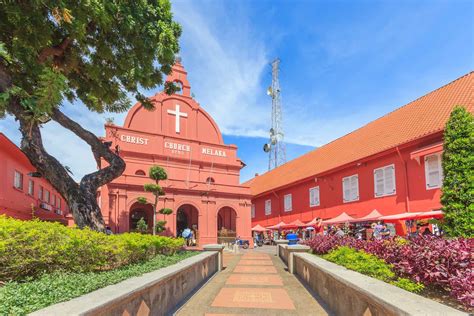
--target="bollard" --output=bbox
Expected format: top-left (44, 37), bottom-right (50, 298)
top-left (203, 244), bottom-right (225, 271)
top-left (274, 239), bottom-right (289, 256)
top-left (286, 245), bottom-right (311, 274)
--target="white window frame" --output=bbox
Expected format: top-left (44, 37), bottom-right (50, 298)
top-left (342, 174), bottom-right (359, 203)
top-left (57, 197), bottom-right (61, 209)
top-left (265, 199), bottom-right (271, 215)
top-left (44, 190), bottom-right (50, 203)
top-left (425, 153), bottom-right (443, 190)
top-left (251, 204), bottom-right (255, 218)
top-left (38, 186), bottom-right (43, 200)
top-left (28, 179), bottom-right (34, 196)
top-left (374, 164), bottom-right (396, 197)
top-left (309, 186), bottom-right (320, 207)
top-left (14, 170), bottom-right (23, 190)
top-left (284, 194), bottom-right (292, 212)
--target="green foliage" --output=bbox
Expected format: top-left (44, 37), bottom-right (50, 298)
top-left (137, 196), bottom-right (148, 204)
top-left (0, 251), bottom-right (197, 315)
top-left (323, 246), bottom-right (395, 281)
top-left (159, 208), bottom-right (173, 215)
top-left (156, 220), bottom-right (167, 233)
top-left (135, 217), bottom-right (148, 234)
top-left (441, 106), bottom-right (474, 237)
top-left (390, 277), bottom-right (425, 294)
top-left (143, 183), bottom-right (164, 195)
top-left (0, 216), bottom-right (185, 282)
top-left (322, 246), bottom-right (424, 293)
top-left (0, 1), bottom-right (181, 118)
top-left (149, 165), bottom-right (168, 181)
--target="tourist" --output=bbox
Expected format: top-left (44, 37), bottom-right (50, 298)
top-left (335, 225), bottom-right (345, 237)
top-left (374, 221), bottom-right (384, 240)
top-left (105, 226), bottom-right (113, 235)
top-left (422, 227), bottom-right (432, 236)
top-left (314, 217), bottom-right (323, 235)
top-left (379, 224), bottom-right (391, 239)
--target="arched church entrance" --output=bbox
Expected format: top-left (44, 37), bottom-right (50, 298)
top-left (129, 202), bottom-right (153, 233)
top-left (176, 204), bottom-right (199, 243)
top-left (217, 206), bottom-right (237, 244)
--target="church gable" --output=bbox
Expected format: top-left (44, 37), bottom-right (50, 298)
top-left (123, 61), bottom-right (223, 145)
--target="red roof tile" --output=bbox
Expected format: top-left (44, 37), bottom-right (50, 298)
top-left (246, 72), bottom-right (474, 196)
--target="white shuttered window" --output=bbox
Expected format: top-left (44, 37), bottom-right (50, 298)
top-left (265, 200), bottom-right (271, 215)
top-left (425, 154), bottom-right (443, 189)
top-left (374, 164), bottom-right (396, 197)
top-left (309, 187), bottom-right (320, 207)
top-left (284, 194), bottom-right (292, 212)
top-left (343, 174), bottom-right (359, 202)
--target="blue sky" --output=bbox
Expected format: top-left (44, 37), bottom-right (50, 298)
top-left (1, 0), bottom-right (473, 182)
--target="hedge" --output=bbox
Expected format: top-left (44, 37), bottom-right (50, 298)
top-left (305, 235), bottom-right (473, 308)
top-left (0, 216), bottom-right (185, 281)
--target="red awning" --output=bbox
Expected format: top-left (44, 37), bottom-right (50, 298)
top-left (410, 142), bottom-right (443, 161)
top-left (378, 210), bottom-right (443, 221)
top-left (351, 209), bottom-right (383, 223)
top-left (323, 212), bottom-right (355, 224)
top-left (282, 219), bottom-right (306, 229)
top-left (266, 221), bottom-right (287, 230)
top-left (252, 224), bottom-right (269, 232)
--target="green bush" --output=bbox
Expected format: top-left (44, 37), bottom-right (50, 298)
top-left (0, 252), bottom-right (197, 315)
top-left (322, 246), bottom-right (424, 293)
top-left (0, 216), bottom-right (185, 281)
top-left (441, 106), bottom-right (474, 237)
top-left (391, 277), bottom-right (425, 293)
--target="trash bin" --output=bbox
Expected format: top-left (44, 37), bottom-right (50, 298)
top-left (286, 233), bottom-right (298, 245)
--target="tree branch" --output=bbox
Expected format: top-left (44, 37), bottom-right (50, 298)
top-left (50, 108), bottom-right (126, 190)
top-left (37, 37), bottom-right (72, 64)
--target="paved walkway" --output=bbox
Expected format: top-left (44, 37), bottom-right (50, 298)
top-left (175, 246), bottom-right (331, 316)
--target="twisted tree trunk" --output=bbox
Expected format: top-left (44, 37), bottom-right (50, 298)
top-left (0, 64), bottom-right (125, 231)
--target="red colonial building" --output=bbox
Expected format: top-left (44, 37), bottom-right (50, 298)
top-left (247, 72), bottom-right (473, 234)
top-left (98, 60), bottom-right (252, 246)
top-left (0, 133), bottom-right (70, 223)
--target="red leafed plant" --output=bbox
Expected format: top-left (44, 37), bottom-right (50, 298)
top-left (304, 235), bottom-right (473, 308)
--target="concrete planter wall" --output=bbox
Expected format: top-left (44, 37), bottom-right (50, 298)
top-left (31, 251), bottom-right (219, 316)
top-left (292, 253), bottom-right (466, 316)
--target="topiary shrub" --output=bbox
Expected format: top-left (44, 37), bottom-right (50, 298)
top-left (441, 106), bottom-right (474, 237)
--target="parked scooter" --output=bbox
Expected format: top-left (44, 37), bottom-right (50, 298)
top-left (234, 237), bottom-right (250, 249)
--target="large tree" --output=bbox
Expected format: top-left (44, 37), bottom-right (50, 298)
top-left (441, 106), bottom-right (474, 237)
top-left (0, 2), bottom-right (181, 231)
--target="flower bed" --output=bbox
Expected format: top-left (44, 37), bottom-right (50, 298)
top-left (305, 235), bottom-right (473, 309)
top-left (322, 246), bottom-right (424, 293)
top-left (0, 216), bottom-right (185, 281)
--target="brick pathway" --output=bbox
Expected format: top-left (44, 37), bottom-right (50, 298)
top-left (175, 247), bottom-right (331, 315)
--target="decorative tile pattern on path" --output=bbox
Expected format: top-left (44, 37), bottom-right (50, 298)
top-left (233, 266), bottom-right (277, 274)
top-left (238, 259), bottom-right (273, 266)
top-left (226, 274), bottom-right (283, 286)
top-left (212, 288), bottom-right (295, 310)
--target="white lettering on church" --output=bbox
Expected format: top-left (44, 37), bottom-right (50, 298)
top-left (167, 104), bottom-right (188, 133)
top-left (164, 142), bottom-right (191, 152)
top-left (202, 147), bottom-right (227, 157)
top-left (120, 134), bottom-right (149, 145)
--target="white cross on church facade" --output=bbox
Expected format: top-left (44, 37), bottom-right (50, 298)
top-left (167, 104), bottom-right (188, 133)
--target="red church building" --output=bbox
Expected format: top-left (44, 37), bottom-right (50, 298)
top-left (247, 72), bottom-right (473, 234)
top-left (99, 60), bottom-right (252, 246)
top-left (0, 133), bottom-right (70, 223)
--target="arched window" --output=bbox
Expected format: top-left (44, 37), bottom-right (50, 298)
top-left (206, 177), bottom-right (215, 185)
top-left (135, 170), bottom-right (146, 176)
